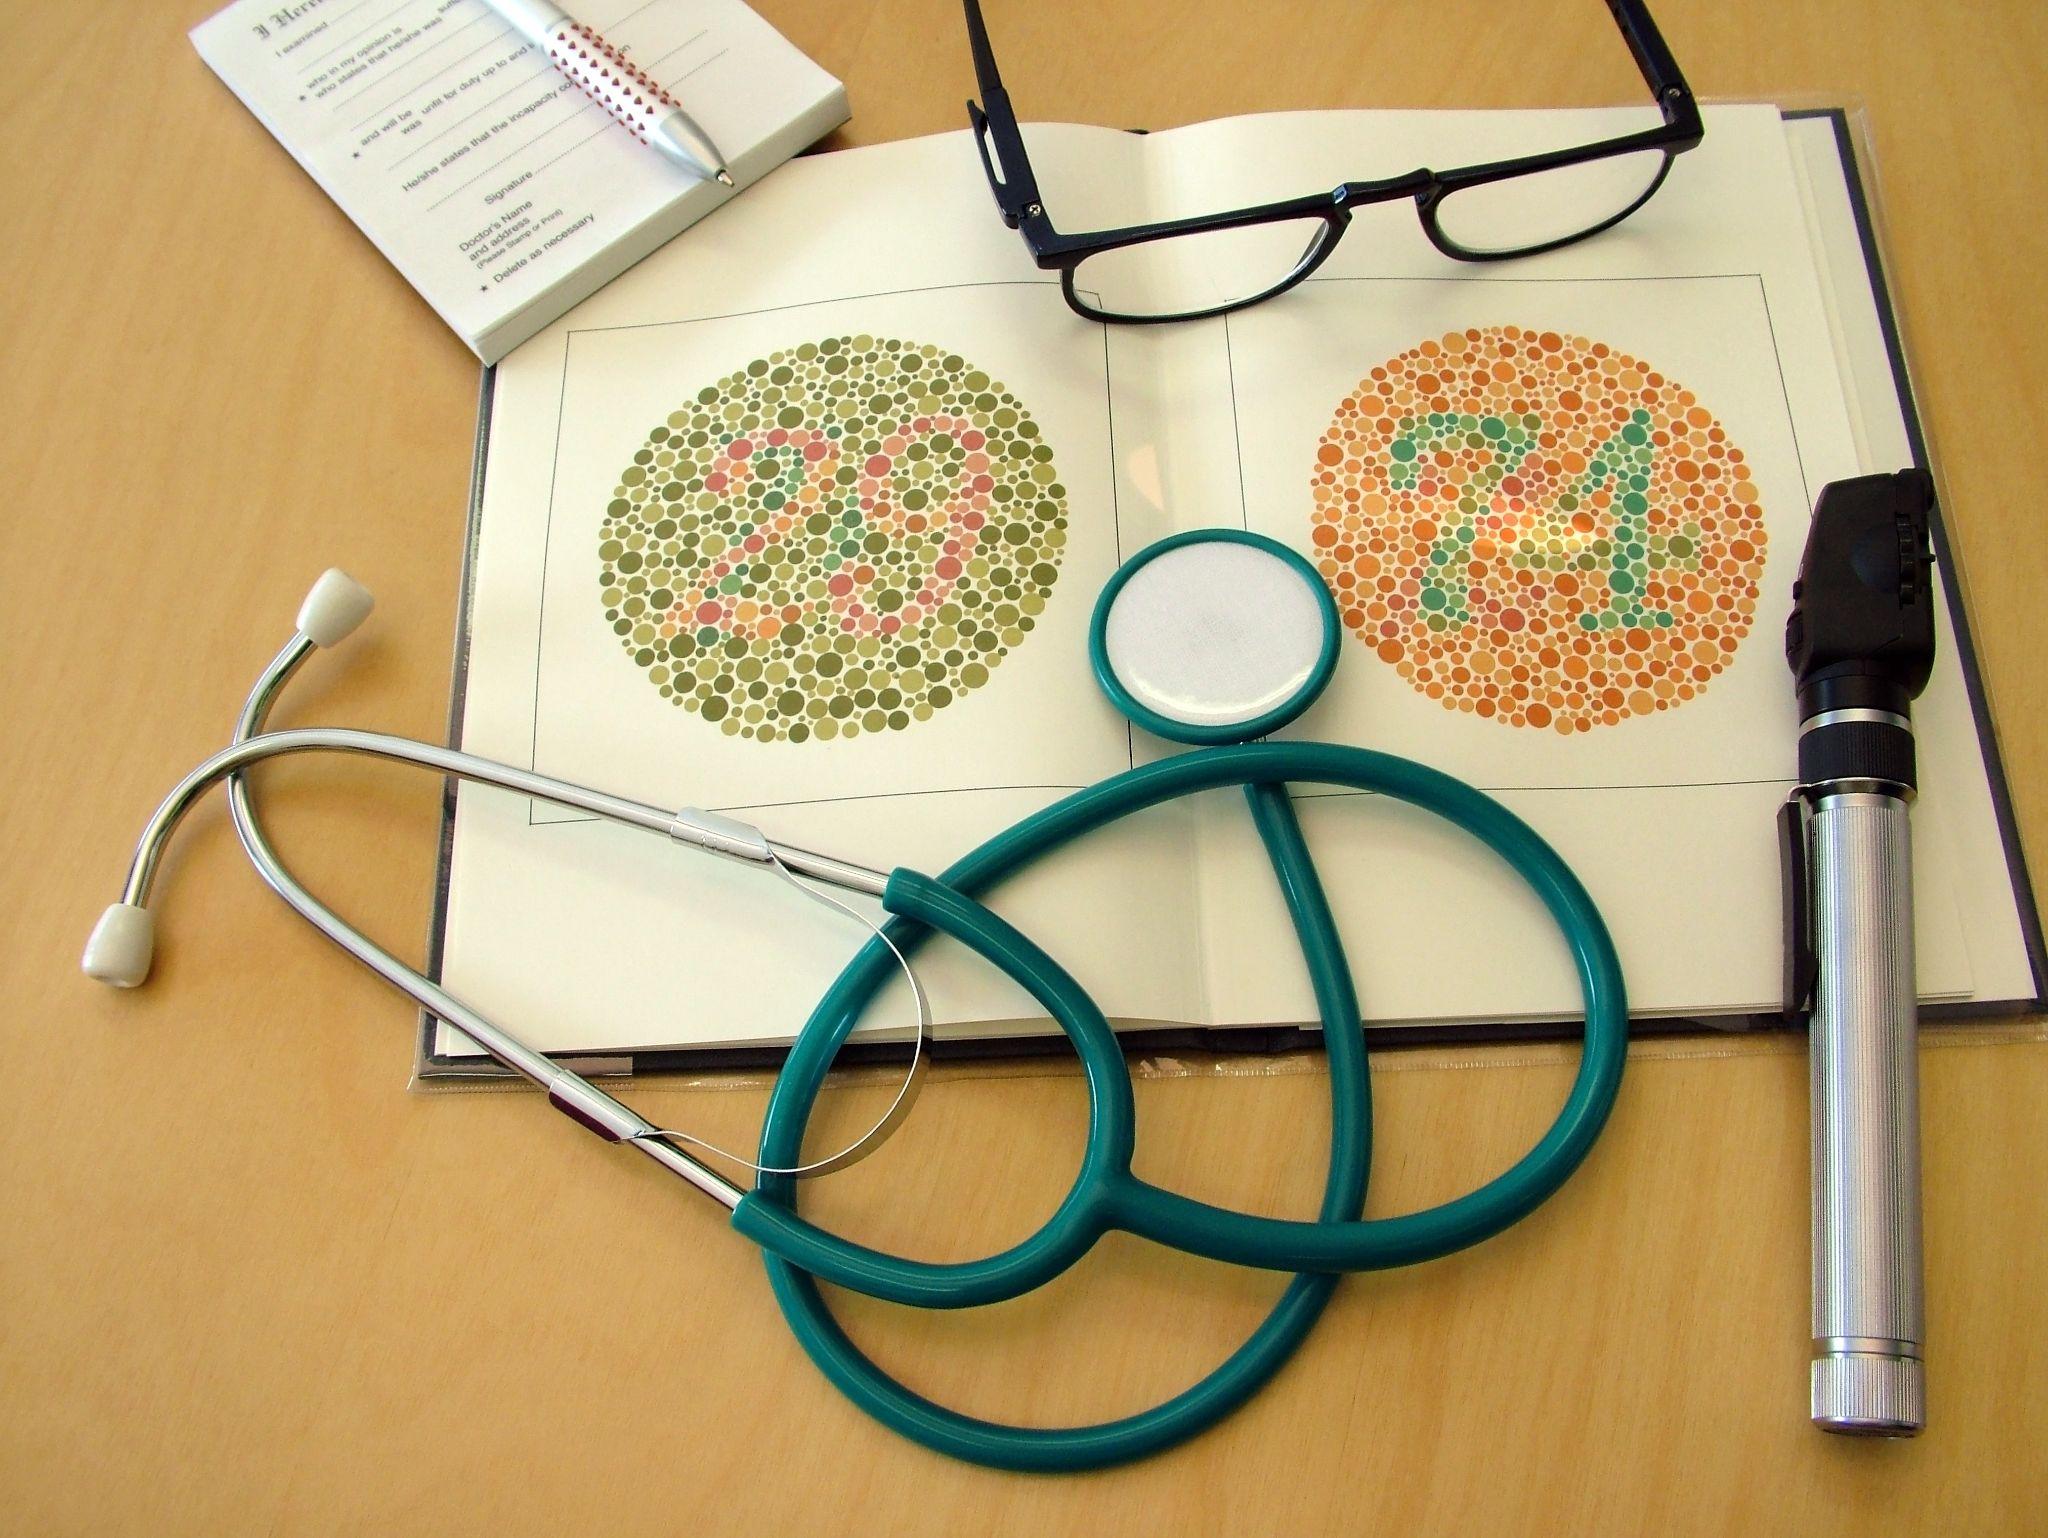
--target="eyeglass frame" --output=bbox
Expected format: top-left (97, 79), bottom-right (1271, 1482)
top-left (963, 0), bottom-right (1705, 324)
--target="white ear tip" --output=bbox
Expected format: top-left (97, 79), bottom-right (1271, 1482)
top-left (83, 903), bottom-right (156, 988)
top-left (297, 568), bottom-right (375, 647)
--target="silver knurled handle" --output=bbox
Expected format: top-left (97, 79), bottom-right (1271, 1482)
top-left (1807, 791), bottom-right (1925, 1435)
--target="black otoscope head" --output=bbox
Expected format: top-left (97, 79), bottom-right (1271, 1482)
top-left (1786, 469), bottom-right (1938, 724)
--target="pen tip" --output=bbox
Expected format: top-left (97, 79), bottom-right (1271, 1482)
top-left (714, 169), bottom-right (734, 187)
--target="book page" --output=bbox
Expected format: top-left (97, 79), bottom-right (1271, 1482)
top-left (434, 109), bottom-right (2024, 1063)
top-left (1784, 113), bottom-right (2040, 1009)
top-left (1135, 106), bottom-right (1974, 1024)
top-left (191, 0), bottom-right (845, 357)
top-left (439, 127), bottom-right (1214, 1057)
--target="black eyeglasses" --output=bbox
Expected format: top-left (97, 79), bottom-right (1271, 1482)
top-left (963, 0), bottom-right (1703, 323)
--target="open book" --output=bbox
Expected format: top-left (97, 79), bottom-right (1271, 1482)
top-left (422, 104), bottom-right (2043, 1072)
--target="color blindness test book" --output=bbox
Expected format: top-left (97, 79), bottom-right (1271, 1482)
top-left (421, 105), bottom-right (2044, 1074)
top-left (191, 0), bottom-right (847, 363)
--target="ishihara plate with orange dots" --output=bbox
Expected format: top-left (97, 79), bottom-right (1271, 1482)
top-left (1309, 325), bottom-right (1767, 734)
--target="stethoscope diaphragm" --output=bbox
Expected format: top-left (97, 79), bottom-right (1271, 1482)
top-left (1091, 529), bottom-right (1340, 744)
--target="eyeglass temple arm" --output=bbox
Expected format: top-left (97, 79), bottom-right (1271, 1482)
top-left (961, 0), bottom-right (1043, 226)
top-left (1607, 0), bottom-right (1699, 125)
top-left (961, 0), bottom-right (1005, 94)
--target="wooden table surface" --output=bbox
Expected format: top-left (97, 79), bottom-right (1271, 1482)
top-left (5, 2), bottom-right (2045, 1533)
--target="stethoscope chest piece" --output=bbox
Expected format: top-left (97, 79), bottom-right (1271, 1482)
top-left (1091, 529), bottom-right (1341, 744)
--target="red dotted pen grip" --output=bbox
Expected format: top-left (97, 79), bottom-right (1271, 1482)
top-left (547, 21), bottom-right (679, 144)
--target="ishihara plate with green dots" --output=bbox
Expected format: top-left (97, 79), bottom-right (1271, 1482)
top-left (1310, 325), bottom-right (1767, 734)
top-left (597, 336), bottom-right (1069, 742)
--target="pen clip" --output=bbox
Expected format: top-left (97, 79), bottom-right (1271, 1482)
top-left (1779, 792), bottom-right (1818, 1023)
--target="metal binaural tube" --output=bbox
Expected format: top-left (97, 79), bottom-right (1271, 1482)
top-left (118, 727), bottom-right (888, 910)
top-left (212, 638), bottom-right (745, 1209)
top-left (89, 578), bottom-right (914, 1206)
top-left (1807, 789), bottom-right (1925, 1434)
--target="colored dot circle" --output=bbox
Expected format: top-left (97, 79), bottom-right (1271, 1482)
top-left (598, 337), bottom-right (1068, 742)
top-left (1309, 325), bottom-right (1767, 733)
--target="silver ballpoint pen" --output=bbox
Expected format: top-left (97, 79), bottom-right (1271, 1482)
top-left (481, 0), bottom-right (734, 185)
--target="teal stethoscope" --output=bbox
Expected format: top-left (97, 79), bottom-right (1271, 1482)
top-left (85, 528), bottom-right (1628, 1472)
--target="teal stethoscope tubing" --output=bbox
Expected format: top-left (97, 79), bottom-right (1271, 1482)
top-left (735, 740), bottom-right (1628, 1470)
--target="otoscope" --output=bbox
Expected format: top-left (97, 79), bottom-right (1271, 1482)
top-left (1781, 468), bottom-right (1938, 1436)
